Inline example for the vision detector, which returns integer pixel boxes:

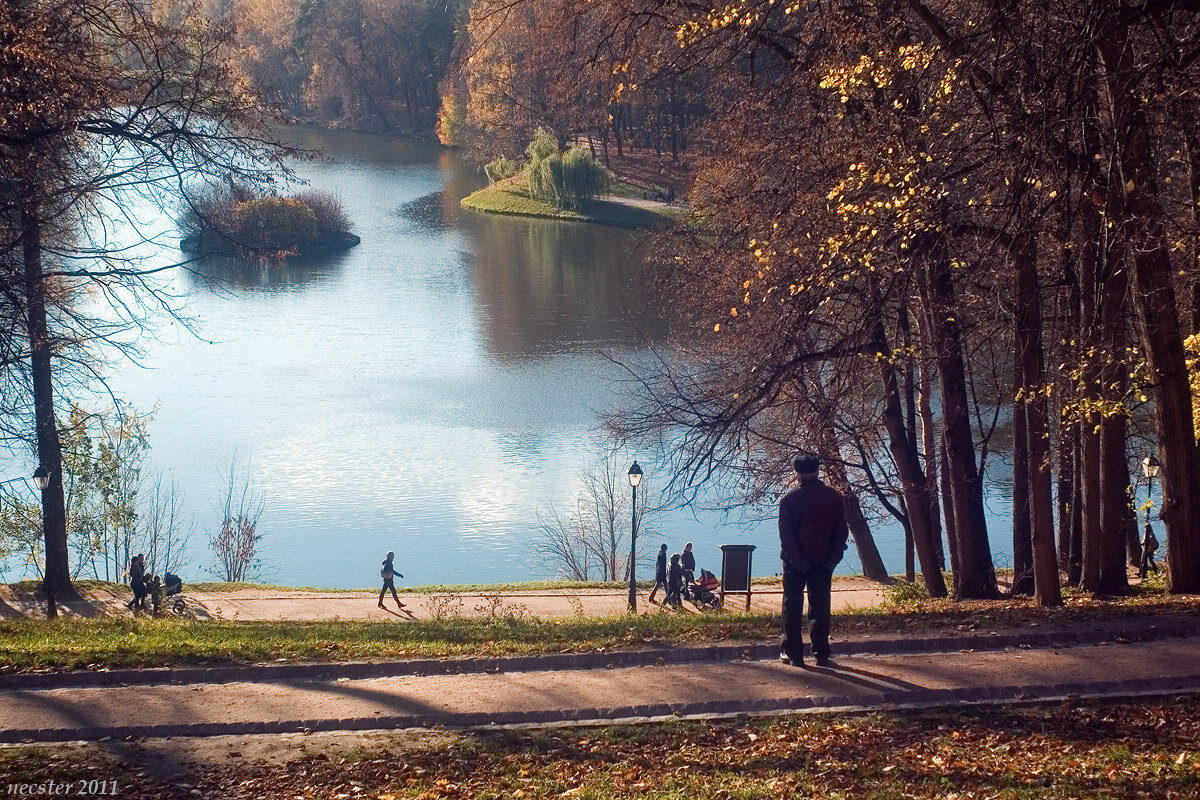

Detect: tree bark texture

[1099,29,1200,593]
[917,233,998,599]
[1012,234,1061,606]
[874,317,948,597]
[20,202,71,597]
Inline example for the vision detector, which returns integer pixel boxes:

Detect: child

[379,551,406,610]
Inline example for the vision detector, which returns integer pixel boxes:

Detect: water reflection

[398,192,452,232]
[462,215,664,361]
[184,249,354,290]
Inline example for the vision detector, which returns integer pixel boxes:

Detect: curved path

[3,617,1199,744]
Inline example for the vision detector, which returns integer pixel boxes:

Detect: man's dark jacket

[778,477,849,570]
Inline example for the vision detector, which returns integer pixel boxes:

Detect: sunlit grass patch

[460,177,677,228]
[0,611,780,672]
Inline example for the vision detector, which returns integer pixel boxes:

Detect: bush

[177,182,241,241]
[557,146,610,209]
[521,128,611,211]
[293,190,352,234]
[436,90,466,148]
[484,156,519,185]
[883,578,929,607]
[230,197,318,254]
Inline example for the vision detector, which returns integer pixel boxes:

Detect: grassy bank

[0,613,779,672]
[460,177,678,228]
[3,698,1198,798]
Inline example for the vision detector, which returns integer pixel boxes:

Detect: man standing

[778,452,848,667]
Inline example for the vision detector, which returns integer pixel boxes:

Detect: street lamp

[1141,455,1162,578]
[31,465,55,618]
[627,461,643,613]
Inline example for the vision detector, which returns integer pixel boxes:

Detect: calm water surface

[100,129,777,587]
[28,128,1014,588]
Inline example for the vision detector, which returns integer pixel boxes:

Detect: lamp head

[1142,455,1161,479]
[627,461,643,488]
[32,465,49,491]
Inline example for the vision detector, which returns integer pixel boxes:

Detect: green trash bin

[719,544,757,611]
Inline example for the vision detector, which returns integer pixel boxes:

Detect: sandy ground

[0,576,887,621]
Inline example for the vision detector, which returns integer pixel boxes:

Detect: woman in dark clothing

[379,551,406,610]
[666,553,684,608]
[648,544,669,605]
[127,554,148,611]
[680,542,696,599]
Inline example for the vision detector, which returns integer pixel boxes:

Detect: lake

[10,127,1017,588]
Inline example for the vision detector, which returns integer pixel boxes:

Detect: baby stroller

[146,572,187,616]
[688,569,722,611]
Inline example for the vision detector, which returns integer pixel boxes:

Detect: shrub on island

[179,184,360,259]
[482,128,611,212]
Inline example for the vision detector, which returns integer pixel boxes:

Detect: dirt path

[3,634,1198,744]
[0,577,887,621]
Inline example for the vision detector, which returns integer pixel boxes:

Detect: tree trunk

[1067,431,1085,586]
[917,233,998,599]
[827,461,890,583]
[915,333,945,570]
[20,202,70,611]
[874,314,948,597]
[1099,30,1200,593]
[938,435,959,578]
[1098,413,1132,594]
[1012,233,1061,606]
[1010,394,1034,596]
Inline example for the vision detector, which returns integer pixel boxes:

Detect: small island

[460,128,679,230]
[179,185,360,259]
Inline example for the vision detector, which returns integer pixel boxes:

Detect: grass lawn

[460,178,679,229]
[0,582,1196,673]
[2,697,1197,798]
[0,612,780,671]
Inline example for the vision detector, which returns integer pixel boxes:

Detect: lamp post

[1141,455,1160,574]
[31,465,55,619]
[627,461,643,613]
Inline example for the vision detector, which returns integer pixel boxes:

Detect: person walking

[648,544,669,605]
[1140,524,1159,579]
[379,551,406,610]
[680,542,696,599]
[778,452,848,668]
[665,553,685,609]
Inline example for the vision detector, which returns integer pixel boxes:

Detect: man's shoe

[815,655,835,668]
[779,653,804,667]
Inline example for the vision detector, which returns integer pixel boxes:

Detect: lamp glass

[627,461,643,488]
[1142,456,1160,479]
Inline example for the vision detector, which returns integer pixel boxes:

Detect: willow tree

[0,0,291,612]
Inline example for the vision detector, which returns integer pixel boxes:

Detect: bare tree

[208,458,267,583]
[139,474,194,578]
[531,451,654,581]
[531,503,593,580]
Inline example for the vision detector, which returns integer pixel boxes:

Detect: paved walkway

[3,615,1199,743]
